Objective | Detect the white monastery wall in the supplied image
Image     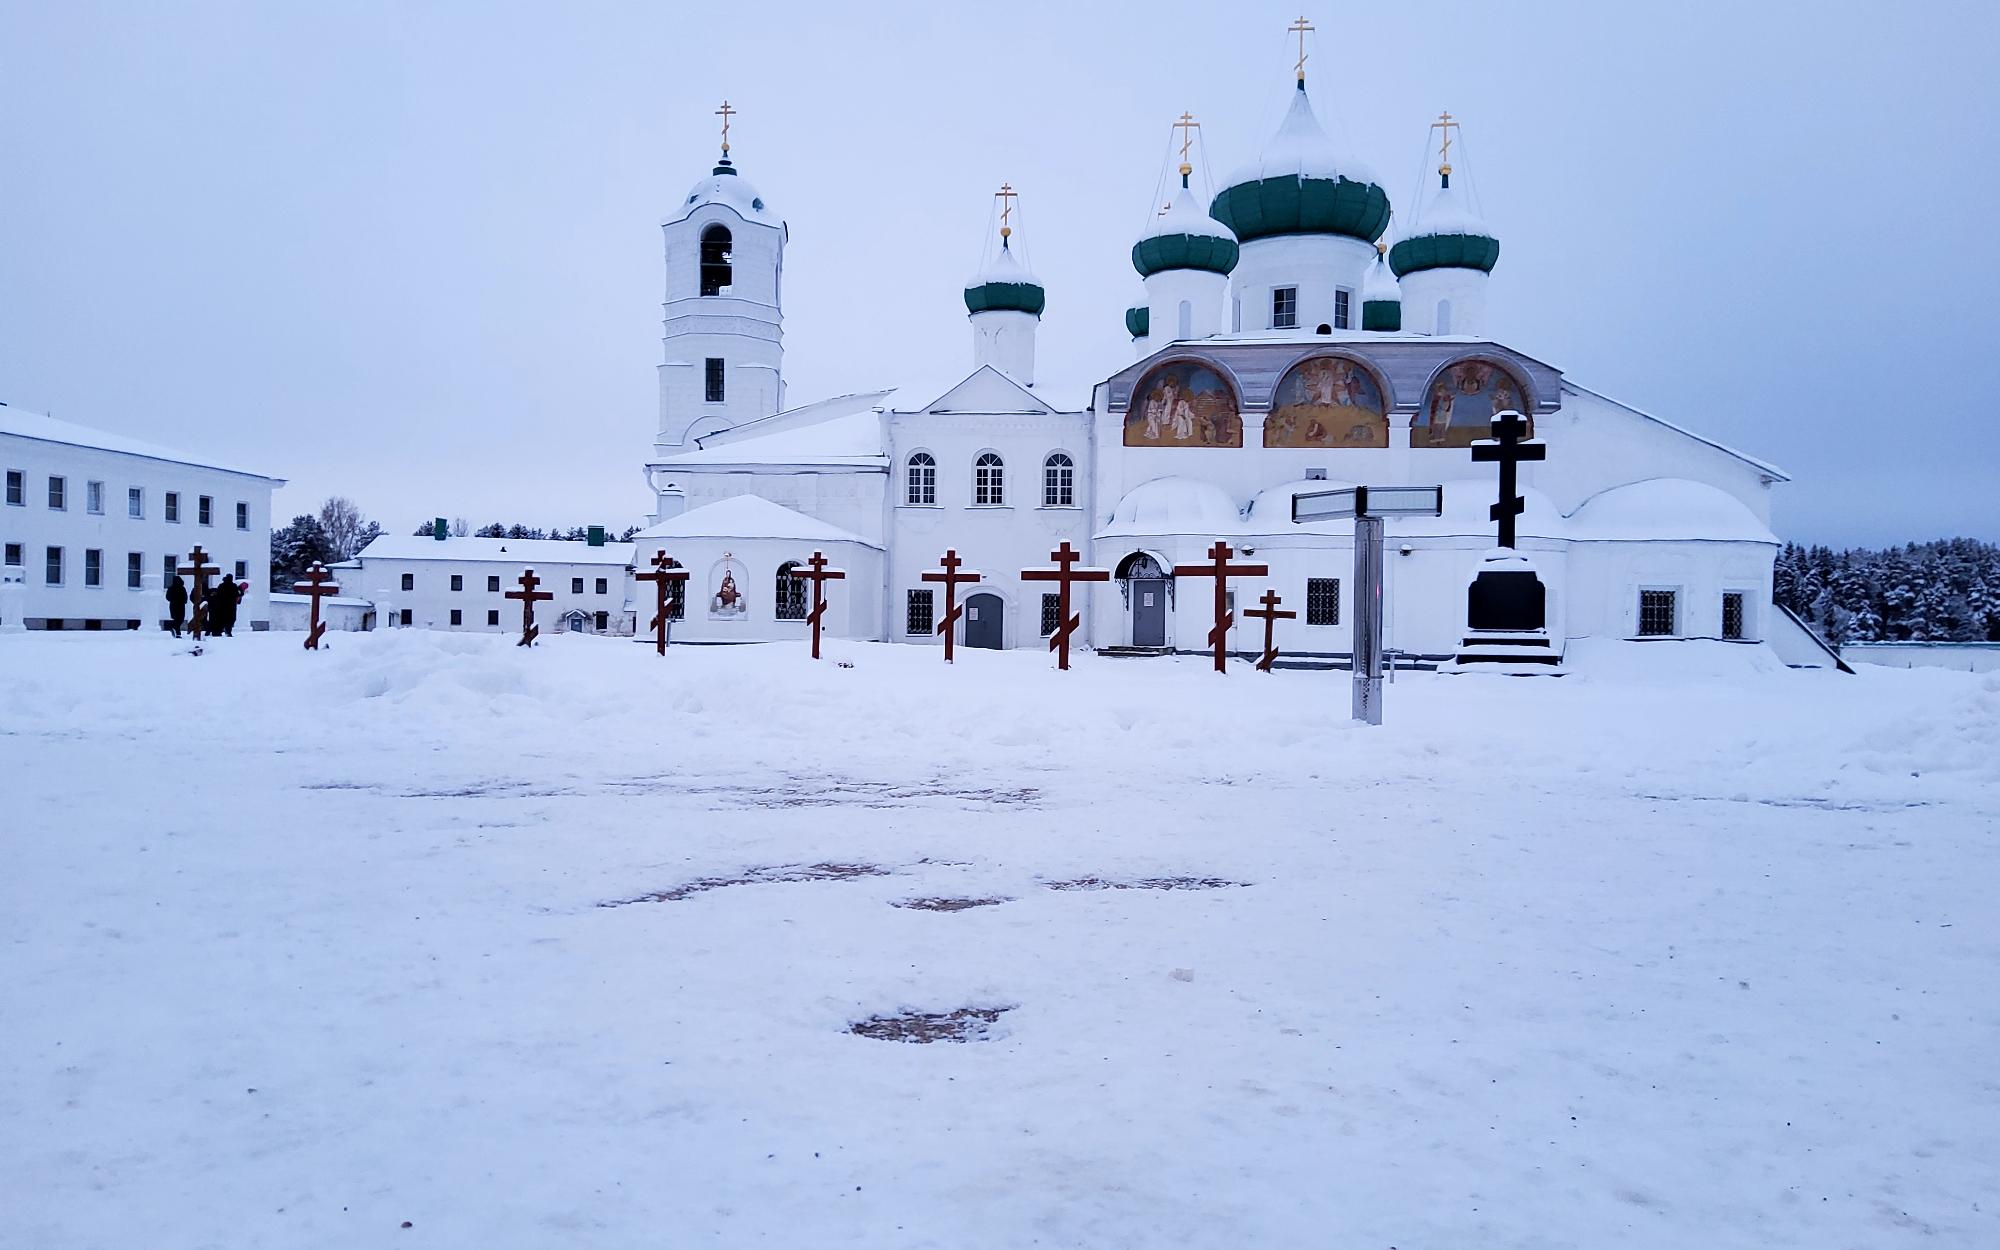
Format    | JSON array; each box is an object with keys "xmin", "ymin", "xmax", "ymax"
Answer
[
  {"xmin": 675, "ymin": 469, "xmax": 886, "ymax": 546},
  {"xmin": 649, "ymin": 534, "xmax": 882, "ymax": 646},
  {"xmin": 351, "ymin": 546, "xmax": 634, "ymax": 635},
  {"xmin": 1229, "ymin": 234, "xmax": 1375, "ymax": 333}
]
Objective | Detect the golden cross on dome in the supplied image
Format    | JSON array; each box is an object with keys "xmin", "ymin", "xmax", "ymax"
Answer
[
  {"xmin": 1431, "ymin": 109, "xmax": 1459, "ymax": 176},
  {"xmin": 1289, "ymin": 15, "xmax": 1315, "ymax": 82},
  {"xmin": 1173, "ymin": 111, "xmax": 1200, "ymax": 182},
  {"xmin": 716, "ymin": 100, "xmax": 736, "ymax": 154},
  {"xmin": 996, "ymin": 182, "xmax": 1018, "ymax": 240}
]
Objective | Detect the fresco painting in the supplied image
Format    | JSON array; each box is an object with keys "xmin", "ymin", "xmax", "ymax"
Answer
[
  {"xmin": 1412, "ymin": 360, "xmax": 1532, "ymax": 448},
  {"xmin": 1124, "ymin": 361, "xmax": 1243, "ymax": 448},
  {"xmin": 1264, "ymin": 356, "xmax": 1388, "ymax": 448}
]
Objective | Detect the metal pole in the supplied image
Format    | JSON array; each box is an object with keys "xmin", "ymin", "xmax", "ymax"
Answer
[{"xmin": 1352, "ymin": 515, "xmax": 1384, "ymax": 724}]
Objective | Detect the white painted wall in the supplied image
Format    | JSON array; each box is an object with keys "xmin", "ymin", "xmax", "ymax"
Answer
[
  {"xmin": 269, "ymin": 594, "xmax": 372, "ymax": 632},
  {"xmin": 1230, "ymin": 234, "xmax": 1373, "ymax": 333},
  {"xmin": 1397, "ymin": 267, "xmax": 1488, "ymax": 337},
  {"xmin": 658, "ymin": 202, "xmax": 785, "ymax": 450},
  {"xmin": 968, "ymin": 310, "xmax": 1037, "ymax": 385},
  {"xmin": 1143, "ymin": 267, "xmax": 1228, "ymax": 346},
  {"xmin": 636, "ymin": 534, "xmax": 883, "ymax": 645},
  {"xmin": 349, "ymin": 546, "xmax": 635, "ymax": 635}
]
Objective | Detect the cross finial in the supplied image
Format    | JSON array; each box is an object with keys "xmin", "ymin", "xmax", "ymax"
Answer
[
  {"xmin": 1173, "ymin": 111, "xmax": 1200, "ymax": 186},
  {"xmin": 996, "ymin": 182, "xmax": 1017, "ymax": 242},
  {"xmin": 1431, "ymin": 109, "xmax": 1459, "ymax": 184},
  {"xmin": 716, "ymin": 100, "xmax": 736, "ymax": 155},
  {"xmin": 1289, "ymin": 15, "xmax": 1314, "ymax": 84}
]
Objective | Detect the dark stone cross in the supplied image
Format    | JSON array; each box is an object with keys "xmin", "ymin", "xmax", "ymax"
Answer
[
  {"xmin": 787, "ymin": 551, "xmax": 846, "ymax": 660},
  {"xmin": 292, "ymin": 561, "xmax": 341, "ymax": 650},
  {"xmin": 178, "ymin": 545, "xmax": 218, "ymax": 641},
  {"xmin": 1469, "ymin": 410, "xmax": 1546, "ymax": 550},
  {"xmin": 633, "ymin": 549, "xmax": 689, "ymax": 656},
  {"xmin": 1174, "ymin": 540, "xmax": 1269, "ymax": 674},
  {"xmin": 505, "ymin": 567, "xmax": 554, "ymax": 647},
  {"xmin": 1242, "ymin": 588, "xmax": 1296, "ymax": 673},
  {"xmin": 921, "ymin": 548, "xmax": 982, "ymax": 664},
  {"xmin": 1020, "ymin": 541, "xmax": 1109, "ymax": 671}
]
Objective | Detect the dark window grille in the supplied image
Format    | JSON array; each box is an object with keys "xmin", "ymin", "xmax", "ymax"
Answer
[
  {"xmin": 1042, "ymin": 453, "xmax": 1074, "ymax": 507},
  {"xmin": 1334, "ymin": 289, "xmax": 1351, "ymax": 329},
  {"xmin": 1307, "ymin": 578, "xmax": 1340, "ymax": 625},
  {"xmin": 235, "ymin": 501, "xmax": 249, "ymax": 530},
  {"xmin": 1722, "ymin": 592, "xmax": 1746, "ymax": 640},
  {"xmin": 46, "ymin": 546, "xmax": 62, "ymax": 585},
  {"xmin": 165, "ymin": 492, "xmax": 180, "ymax": 522},
  {"xmin": 974, "ymin": 453, "xmax": 1004, "ymax": 506},
  {"xmin": 704, "ymin": 358, "xmax": 725, "ymax": 403},
  {"xmin": 5, "ymin": 470, "xmax": 21, "ymax": 505},
  {"xmin": 1639, "ymin": 589, "xmax": 1678, "ymax": 636},
  {"xmin": 84, "ymin": 548, "xmax": 102, "ymax": 587},
  {"xmin": 128, "ymin": 552, "xmax": 143, "ymax": 588},
  {"xmin": 906, "ymin": 452, "xmax": 936, "ymax": 505},
  {"xmin": 1271, "ymin": 286, "xmax": 1298, "ymax": 329},
  {"xmin": 699, "ymin": 225, "xmax": 732, "ymax": 296},
  {"xmin": 48, "ymin": 476, "xmax": 65, "ymax": 509},
  {"xmin": 906, "ymin": 589, "xmax": 933, "ymax": 635},
  {"xmin": 1040, "ymin": 593, "xmax": 1062, "ymax": 637},
  {"xmin": 775, "ymin": 563, "xmax": 807, "ymax": 620},
  {"xmin": 198, "ymin": 495, "xmax": 212, "ymax": 525}
]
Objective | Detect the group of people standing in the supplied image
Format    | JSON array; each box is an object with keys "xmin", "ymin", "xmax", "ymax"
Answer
[{"xmin": 164, "ymin": 573, "xmax": 244, "ymax": 639}]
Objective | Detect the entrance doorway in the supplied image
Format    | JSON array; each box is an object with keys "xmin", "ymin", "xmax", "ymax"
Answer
[
  {"xmin": 964, "ymin": 592, "xmax": 1004, "ymax": 649},
  {"xmin": 1118, "ymin": 553, "xmax": 1169, "ymax": 647}
]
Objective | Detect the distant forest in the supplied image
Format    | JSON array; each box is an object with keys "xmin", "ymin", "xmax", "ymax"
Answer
[
  {"xmin": 1775, "ymin": 539, "xmax": 2000, "ymax": 643},
  {"xmin": 409, "ymin": 521, "xmax": 642, "ymax": 542}
]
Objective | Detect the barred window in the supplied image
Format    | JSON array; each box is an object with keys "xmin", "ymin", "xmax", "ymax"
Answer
[
  {"xmin": 1722, "ymin": 592, "xmax": 1746, "ymax": 640},
  {"xmin": 1040, "ymin": 593, "xmax": 1062, "ymax": 637},
  {"xmin": 905, "ymin": 452, "xmax": 936, "ymax": 505},
  {"xmin": 1042, "ymin": 453, "xmax": 1074, "ymax": 507},
  {"xmin": 974, "ymin": 452, "xmax": 1004, "ymax": 506},
  {"xmin": 1638, "ymin": 589, "xmax": 1678, "ymax": 637},
  {"xmin": 775, "ymin": 562, "xmax": 807, "ymax": 620},
  {"xmin": 1306, "ymin": 577, "xmax": 1340, "ymax": 625},
  {"xmin": 660, "ymin": 559, "xmax": 687, "ymax": 619},
  {"xmin": 906, "ymin": 588, "xmax": 934, "ymax": 636}
]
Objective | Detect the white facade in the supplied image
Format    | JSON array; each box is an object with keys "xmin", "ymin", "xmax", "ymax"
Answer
[
  {"xmin": 346, "ymin": 534, "xmax": 636, "ymax": 635},
  {"xmin": 0, "ymin": 404, "xmax": 283, "ymax": 631}
]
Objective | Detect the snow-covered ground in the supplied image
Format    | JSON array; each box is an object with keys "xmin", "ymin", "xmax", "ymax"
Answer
[{"xmin": 2, "ymin": 631, "xmax": 1995, "ymax": 1249}]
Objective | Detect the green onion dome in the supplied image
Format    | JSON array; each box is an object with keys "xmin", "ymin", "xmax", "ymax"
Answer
[
  {"xmin": 1132, "ymin": 186, "xmax": 1239, "ymax": 277},
  {"xmin": 1208, "ymin": 85, "xmax": 1392, "ymax": 246},
  {"xmin": 1125, "ymin": 304, "xmax": 1150, "ymax": 339},
  {"xmin": 963, "ymin": 240, "xmax": 1046, "ymax": 316},
  {"xmin": 1388, "ymin": 183, "xmax": 1499, "ymax": 277},
  {"xmin": 1362, "ymin": 243, "xmax": 1402, "ymax": 331}
]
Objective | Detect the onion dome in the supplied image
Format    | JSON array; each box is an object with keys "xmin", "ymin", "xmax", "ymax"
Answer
[
  {"xmin": 668, "ymin": 154, "xmax": 776, "ymax": 225},
  {"xmin": 1209, "ymin": 85, "xmax": 1391, "ymax": 245},
  {"xmin": 1125, "ymin": 304, "xmax": 1150, "ymax": 339},
  {"xmin": 1133, "ymin": 186, "xmax": 1239, "ymax": 277},
  {"xmin": 1362, "ymin": 241, "xmax": 1402, "ymax": 331},
  {"xmin": 963, "ymin": 239, "xmax": 1046, "ymax": 315},
  {"xmin": 1388, "ymin": 180, "xmax": 1498, "ymax": 277}
]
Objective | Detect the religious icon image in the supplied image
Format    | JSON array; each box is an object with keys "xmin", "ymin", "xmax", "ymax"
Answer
[
  {"xmin": 1124, "ymin": 360, "xmax": 1242, "ymax": 448},
  {"xmin": 1264, "ymin": 355, "xmax": 1388, "ymax": 448},
  {"xmin": 709, "ymin": 559, "xmax": 748, "ymax": 620},
  {"xmin": 1413, "ymin": 360, "xmax": 1533, "ymax": 448}
]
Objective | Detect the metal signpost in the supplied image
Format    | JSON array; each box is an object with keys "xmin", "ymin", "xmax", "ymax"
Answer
[{"xmin": 1291, "ymin": 485, "xmax": 1444, "ymax": 725}]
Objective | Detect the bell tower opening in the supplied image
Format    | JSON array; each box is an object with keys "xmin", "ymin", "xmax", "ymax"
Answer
[{"xmin": 700, "ymin": 225, "xmax": 733, "ymax": 296}]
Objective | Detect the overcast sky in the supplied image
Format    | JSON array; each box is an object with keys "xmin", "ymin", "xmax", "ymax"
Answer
[{"xmin": 3, "ymin": 0, "xmax": 1995, "ymax": 547}]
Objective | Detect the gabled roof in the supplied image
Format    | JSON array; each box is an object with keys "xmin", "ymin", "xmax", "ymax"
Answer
[
  {"xmin": 355, "ymin": 535, "xmax": 635, "ymax": 566},
  {"xmin": 631, "ymin": 494, "xmax": 879, "ymax": 548},
  {"xmin": 900, "ymin": 364, "xmax": 1062, "ymax": 415},
  {"xmin": 0, "ymin": 402, "xmax": 284, "ymax": 482},
  {"xmin": 1560, "ymin": 380, "xmax": 1789, "ymax": 480}
]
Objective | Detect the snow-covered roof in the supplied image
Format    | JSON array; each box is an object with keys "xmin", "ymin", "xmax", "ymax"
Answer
[
  {"xmin": 630, "ymin": 494, "xmax": 879, "ymax": 548},
  {"xmin": 665, "ymin": 158, "xmax": 779, "ymax": 228},
  {"xmin": 658, "ymin": 404, "xmax": 887, "ymax": 468},
  {"xmin": 1362, "ymin": 252, "xmax": 1401, "ymax": 302},
  {"xmin": 0, "ymin": 402, "xmax": 284, "ymax": 482},
  {"xmin": 355, "ymin": 535, "xmax": 636, "ymax": 566},
  {"xmin": 1097, "ymin": 477, "xmax": 1244, "ymax": 539},
  {"xmin": 270, "ymin": 592, "xmax": 372, "ymax": 607},
  {"xmin": 1141, "ymin": 186, "xmax": 1236, "ymax": 244},
  {"xmin": 1400, "ymin": 183, "xmax": 1492, "ymax": 243},
  {"xmin": 965, "ymin": 240, "xmax": 1042, "ymax": 291},
  {"xmin": 1559, "ymin": 380, "xmax": 1790, "ymax": 481},
  {"xmin": 1566, "ymin": 478, "xmax": 1778, "ymax": 544},
  {"xmin": 1223, "ymin": 86, "xmax": 1381, "ymax": 191}
]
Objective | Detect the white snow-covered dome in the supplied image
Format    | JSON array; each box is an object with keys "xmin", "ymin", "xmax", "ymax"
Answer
[
  {"xmin": 1098, "ymin": 476, "xmax": 1243, "ymax": 538},
  {"xmin": 1362, "ymin": 247, "xmax": 1401, "ymax": 302},
  {"xmin": 1244, "ymin": 479, "xmax": 1362, "ymax": 532},
  {"xmin": 1132, "ymin": 186, "xmax": 1240, "ymax": 278},
  {"xmin": 667, "ymin": 157, "xmax": 778, "ymax": 226},
  {"xmin": 963, "ymin": 240, "xmax": 1046, "ymax": 316},
  {"xmin": 1567, "ymin": 479, "xmax": 1777, "ymax": 544},
  {"xmin": 1209, "ymin": 86, "xmax": 1391, "ymax": 246},
  {"xmin": 965, "ymin": 239, "xmax": 1041, "ymax": 290},
  {"xmin": 1224, "ymin": 86, "xmax": 1381, "ymax": 191}
]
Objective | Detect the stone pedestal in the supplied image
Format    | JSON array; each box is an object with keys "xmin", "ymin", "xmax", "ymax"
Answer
[{"xmin": 1445, "ymin": 549, "xmax": 1563, "ymax": 673}]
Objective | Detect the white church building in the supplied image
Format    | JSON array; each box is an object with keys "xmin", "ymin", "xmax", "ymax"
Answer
[{"xmin": 611, "ymin": 66, "xmax": 1831, "ymax": 670}]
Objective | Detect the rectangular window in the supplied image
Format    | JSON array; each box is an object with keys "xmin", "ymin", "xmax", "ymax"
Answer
[
  {"xmin": 1040, "ymin": 593, "xmax": 1062, "ymax": 637},
  {"xmin": 399, "ymin": 609, "xmax": 412, "ymax": 627},
  {"xmin": 595, "ymin": 577, "xmax": 608, "ymax": 595},
  {"xmin": 570, "ymin": 576, "xmax": 584, "ymax": 594},
  {"xmin": 1271, "ymin": 286, "xmax": 1298, "ymax": 330},
  {"xmin": 127, "ymin": 552, "xmax": 144, "ymax": 589},
  {"xmin": 128, "ymin": 487, "xmax": 144, "ymax": 518},
  {"xmin": 776, "ymin": 570, "xmax": 807, "ymax": 620},
  {"xmin": 594, "ymin": 610, "xmax": 608, "ymax": 631},
  {"xmin": 1722, "ymin": 592, "xmax": 1746, "ymax": 640},
  {"xmin": 486, "ymin": 609, "xmax": 500, "ymax": 626},
  {"xmin": 1307, "ymin": 578, "xmax": 1340, "ymax": 626},
  {"xmin": 450, "ymin": 609, "xmax": 463, "ymax": 626},
  {"xmin": 400, "ymin": 572, "xmax": 414, "ymax": 592},
  {"xmin": 84, "ymin": 549, "xmax": 102, "ymax": 587},
  {"xmin": 235, "ymin": 501, "xmax": 249, "ymax": 530},
  {"xmin": 198, "ymin": 495, "xmax": 212, "ymax": 526},
  {"xmin": 705, "ymin": 358, "xmax": 726, "ymax": 403},
  {"xmin": 905, "ymin": 589, "xmax": 934, "ymax": 636},
  {"xmin": 165, "ymin": 492, "xmax": 180, "ymax": 523},
  {"xmin": 1334, "ymin": 289, "xmax": 1351, "ymax": 330},
  {"xmin": 487, "ymin": 575, "xmax": 501, "ymax": 592},
  {"xmin": 48, "ymin": 476, "xmax": 66, "ymax": 510},
  {"xmin": 4, "ymin": 542, "xmax": 20, "ymax": 566},
  {"xmin": 234, "ymin": 560, "xmax": 247, "ymax": 582},
  {"xmin": 45, "ymin": 546, "xmax": 62, "ymax": 585},
  {"xmin": 450, "ymin": 574, "xmax": 463, "ymax": 592},
  {"xmin": 1638, "ymin": 589, "xmax": 1679, "ymax": 637},
  {"xmin": 87, "ymin": 481, "xmax": 104, "ymax": 514},
  {"xmin": 162, "ymin": 554, "xmax": 176, "ymax": 585},
  {"xmin": 5, "ymin": 469, "xmax": 21, "ymax": 506}
]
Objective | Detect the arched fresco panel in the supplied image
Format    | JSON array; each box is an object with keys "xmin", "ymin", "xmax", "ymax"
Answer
[
  {"xmin": 1124, "ymin": 361, "xmax": 1242, "ymax": 448},
  {"xmin": 1411, "ymin": 360, "xmax": 1533, "ymax": 448},
  {"xmin": 1265, "ymin": 356, "xmax": 1388, "ymax": 448}
]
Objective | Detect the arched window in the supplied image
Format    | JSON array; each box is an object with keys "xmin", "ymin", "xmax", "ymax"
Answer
[
  {"xmin": 1177, "ymin": 300, "xmax": 1192, "ymax": 340},
  {"xmin": 700, "ymin": 225, "xmax": 733, "ymax": 297},
  {"xmin": 973, "ymin": 452, "xmax": 1005, "ymax": 506},
  {"xmin": 1436, "ymin": 298, "xmax": 1452, "ymax": 335},
  {"xmin": 1042, "ymin": 453, "xmax": 1075, "ymax": 507},
  {"xmin": 774, "ymin": 561, "xmax": 807, "ymax": 620},
  {"xmin": 906, "ymin": 452, "xmax": 936, "ymax": 505}
]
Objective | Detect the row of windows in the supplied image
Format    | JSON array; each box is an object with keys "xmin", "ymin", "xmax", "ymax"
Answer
[
  {"xmin": 3, "ymin": 472, "xmax": 248, "ymax": 529},
  {"xmin": 394, "ymin": 572, "xmax": 613, "ymax": 595},
  {"xmin": 1638, "ymin": 589, "xmax": 1751, "ymax": 640},
  {"xmin": 399, "ymin": 608, "xmax": 615, "ymax": 631},
  {"xmin": 1268, "ymin": 285, "xmax": 1353, "ymax": 332},
  {"xmin": 899, "ymin": 578, "xmax": 1345, "ymax": 636},
  {"xmin": 3, "ymin": 545, "xmax": 246, "ymax": 588},
  {"xmin": 905, "ymin": 452, "xmax": 1075, "ymax": 508}
]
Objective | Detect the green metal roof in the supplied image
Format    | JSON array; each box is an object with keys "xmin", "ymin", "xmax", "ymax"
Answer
[
  {"xmin": 1131, "ymin": 232, "xmax": 1239, "ymax": 278},
  {"xmin": 1362, "ymin": 299, "xmax": 1402, "ymax": 332},
  {"xmin": 1389, "ymin": 232, "xmax": 1500, "ymax": 277},
  {"xmin": 1209, "ymin": 174, "xmax": 1391, "ymax": 245},
  {"xmin": 1125, "ymin": 304, "xmax": 1150, "ymax": 339},
  {"xmin": 964, "ymin": 281, "xmax": 1046, "ymax": 316}
]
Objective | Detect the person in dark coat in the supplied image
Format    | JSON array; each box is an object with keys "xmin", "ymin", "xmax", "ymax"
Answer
[
  {"xmin": 213, "ymin": 574, "xmax": 239, "ymax": 637},
  {"xmin": 165, "ymin": 574, "xmax": 188, "ymax": 638}
]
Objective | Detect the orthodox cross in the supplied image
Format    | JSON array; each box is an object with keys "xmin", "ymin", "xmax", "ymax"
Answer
[
  {"xmin": 1174, "ymin": 540, "xmax": 1270, "ymax": 674},
  {"xmin": 178, "ymin": 545, "xmax": 218, "ymax": 641},
  {"xmin": 1173, "ymin": 111, "xmax": 1199, "ymax": 184},
  {"xmin": 787, "ymin": 551, "xmax": 846, "ymax": 660},
  {"xmin": 634, "ymin": 549, "xmax": 689, "ymax": 657},
  {"xmin": 292, "ymin": 560, "xmax": 341, "ymax": 651},
  {"xmin": 1242, "ymin": 589, "xmax": 1296, "ymax": 674},
  {"xmin": 1020, "ymin": 541, "xmax": 1109, "ymax": 671},
  {"xmin": 715, "ymin": 100, "xmax": 735, "ymax": 155},
  {"xmin": 505, "ymin": 567, "xmax": 554, "ymax": 647},
  {"xmin": 995, "ymin": 182, "xmax": 1017, "ymax": 241},
  {"xmin": 921, "ymin": 548, "xmax": 983, "ymax": 664},
  {"xmin": 1469, "ymin": 410, "xmax": 1547, "ymax": 550},
  {"xmin": 1431, "ymin": 109, "xmax": 1459, "ymax": 183},
  {"xmin": 1289, "ymin": 15, "xmax": 1314, "ymax": 82}
]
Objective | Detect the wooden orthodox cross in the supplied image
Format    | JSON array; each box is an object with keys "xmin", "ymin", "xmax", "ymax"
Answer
[
  {"xmin": 633, "ymin": 549, "xmax": 689, "ymax": 657},
  {"xmin": 1242, "ymin": 588, "xmax": 1296, "ymax": 673},
  {"xmin": 787, "ymin": 551, "xmax": 846, "ymax": 660},
  {"xmin": 1174, "ymin": 540, "xmax": 1270, "ymax": 674},
  {"xmin": 292, "ymin": 561, "xmax": 341, "ymax": 651},
  {"xmin": 1020, "ymin": 541, "xmax": 1109, "ymax": 671},
  {"xmin": 1470, "ymin": 410, "xmax": 1547, "ymax": 550},
  {"xmin": 178, "ymin": 545, "xmax": 218, "ymax": 642},
  {"xmin": 505, "ymin": 568, "xmax": 554, "ymax": 647},
  {"xmin": 921, "ymin": 548, "xmax": 982, "ymax": 664}
]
